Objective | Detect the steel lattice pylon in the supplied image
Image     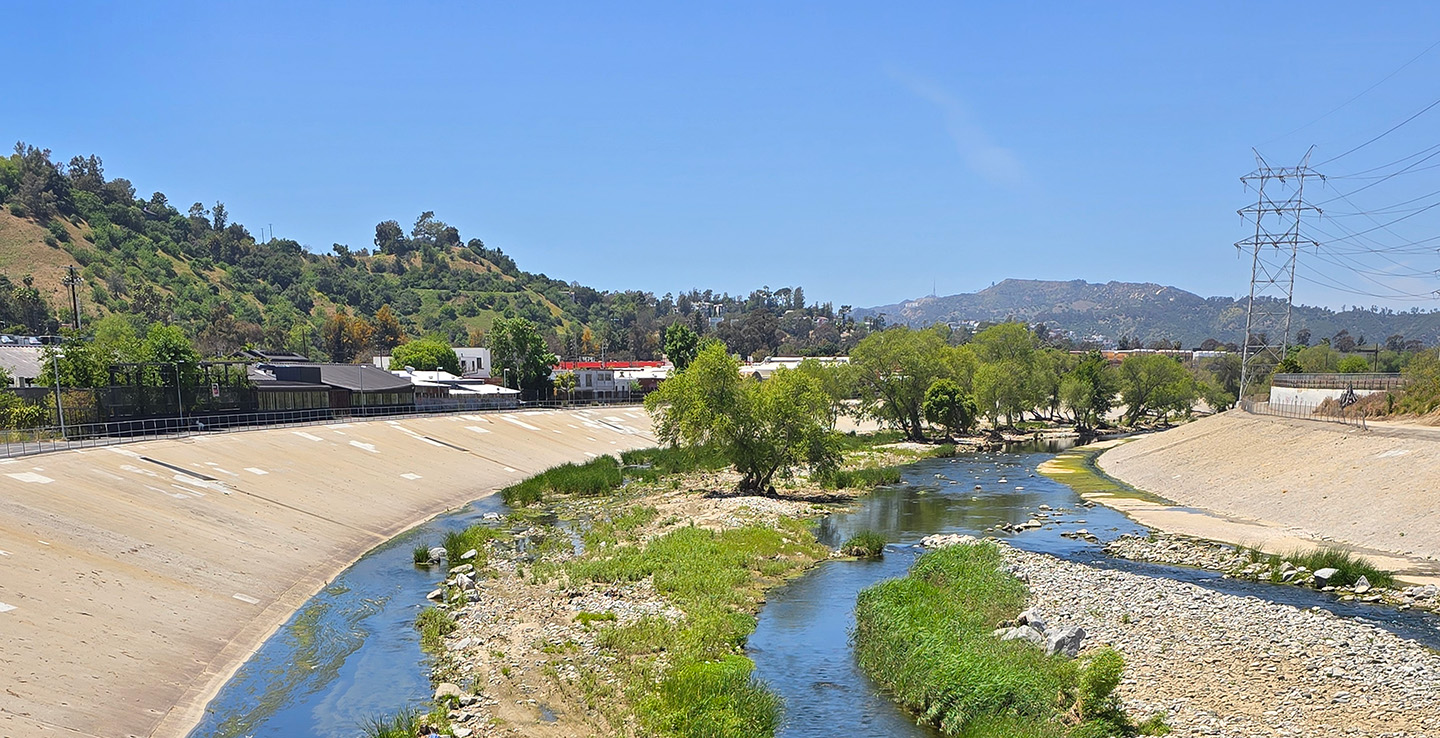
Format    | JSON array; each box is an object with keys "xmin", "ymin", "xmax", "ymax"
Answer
[{"xmin": 1236, "ymin": 149, "xmax": 1323, "ymax": 400}]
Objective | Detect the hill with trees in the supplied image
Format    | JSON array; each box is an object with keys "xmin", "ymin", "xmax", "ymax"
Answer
[
  {"xmin": 858, "ymin": 278, "xmax": 1440, "ymax": 350},
  {"xmin": 0, "ymin": 142, "xmax": 862, "ymax": 362}
]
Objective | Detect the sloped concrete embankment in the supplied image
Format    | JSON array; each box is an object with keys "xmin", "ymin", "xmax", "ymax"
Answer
[
  {"xmin": 1097, "ymin": 410, "xmax": 1440, "ymax": 575},
  {"xmin": 0, "ymin": 408, "xmax": 654, "ymax": 738}
]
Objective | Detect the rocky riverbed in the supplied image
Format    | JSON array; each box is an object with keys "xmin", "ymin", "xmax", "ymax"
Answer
[
  {"xmin": 1106, "ymin": 532, "xmax": 1440, "ymax": 612},
  {"xmin": 998, "ymin": 542, "xmax": 1440, "ymax": 738}
]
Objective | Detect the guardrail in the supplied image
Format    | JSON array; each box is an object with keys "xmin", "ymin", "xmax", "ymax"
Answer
[
  {"xmin": 0, "ymin": 397, "xmax": 648, "ymax": 459},
  {"xmin": 1238, "ymin": 398, "xmax": 1368, "ymax": 429}
]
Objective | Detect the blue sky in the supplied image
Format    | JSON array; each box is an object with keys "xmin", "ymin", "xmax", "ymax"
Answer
[{"xmin": 6, "ymin": 2, "xmax": 1440, "ymax": 310}]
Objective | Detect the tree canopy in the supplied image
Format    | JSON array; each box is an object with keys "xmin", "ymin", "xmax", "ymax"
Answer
[
  {"xmin": 390, "ymin": 338, "xmax": 461, "ymax": 374},
  {"xmin": 489, "ymin": 317, "xmax": 558, "ymax": 391},
  {"xmin": 645, "ymin": 341, "xmax": 838, "ymax": 494}
]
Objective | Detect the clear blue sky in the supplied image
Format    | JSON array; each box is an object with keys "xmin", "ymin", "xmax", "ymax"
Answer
[{"xmin": 6, "ymin": 2, "xmax": 1440, "ymax": 310}]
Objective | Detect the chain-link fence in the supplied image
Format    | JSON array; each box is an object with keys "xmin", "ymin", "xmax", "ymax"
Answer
[
  {"xmin": 0, "ymin": 397, "xmax": 648, "ymax": 459},
  {"xmin": 1238, "ymin": 398, "xmax": 1368, "ymax": 429}
]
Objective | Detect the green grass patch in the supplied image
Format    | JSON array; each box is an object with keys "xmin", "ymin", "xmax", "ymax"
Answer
[
  {"xmin": 1240, "ymin": 546, "xmax": 1395, "ymax": 588},
  {"xmin": 931, "ymin": 443, "xmax": 959, "ymax": 458},
  {"xmin": 501, "ymin": 456, "xmax": 625, "ymax": 506},
  {"xmin": 442, "ymin": 524, "xmax": 501, "ymax": 565},
  {"xmin": 415, "ymin": 607, "xmax": 456, "ymax": 655},
  {"xmin": 412, "ymin": 542, "xmax": 433, "ymax": 566},
  {"xmin": 622, "ymin": 444, "xmax": 731, "ymax": 481},
  {"xmin": 818, "ymin": 466, "xmax": 903, "ymax": 489},
  {"xmin": 854, "ymin": 543, "xmax": 1161, "ymax": 737},
  {"xmin": 834, "ymin": 429, "xmax": 907, "ymax": 451},
  {"xmin": 565, "ymin": 513, "xmax": 827, "ymax": 737},
  {"xmin": 358, "ymin": 707, "xmax": 427, "ymax": 738},
  {"xmin": 576, "ymin": 610, "xmax": 618, "ymax": 626},
  {"xmin": 841, "ymin": 530, "xmax": 887, "ymax": 558}
]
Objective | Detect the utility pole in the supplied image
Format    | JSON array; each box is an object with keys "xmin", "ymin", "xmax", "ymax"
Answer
[
  {"xmin": 1236, "ymin": 148, "xmax": 1323, "ymax": 401},
  {"xmin": 61, "ymin": 265, "xmax": 83, "ymax": 331}
]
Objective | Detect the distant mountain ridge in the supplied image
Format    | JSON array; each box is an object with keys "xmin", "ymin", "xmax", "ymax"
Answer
[{"xmin": 857, "ymin": 279, "xmax": 1440, "ymax": 347}]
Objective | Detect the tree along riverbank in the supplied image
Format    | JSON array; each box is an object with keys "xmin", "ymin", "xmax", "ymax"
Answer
[{"xmin": 373, "ymin": 436, "xmax": 946, "ymax": 738}]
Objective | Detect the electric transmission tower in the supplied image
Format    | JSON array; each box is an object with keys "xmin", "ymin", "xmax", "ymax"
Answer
[{"xmin": 1235, "ymin": 149, "xmax": 1323, "ymax": 401}]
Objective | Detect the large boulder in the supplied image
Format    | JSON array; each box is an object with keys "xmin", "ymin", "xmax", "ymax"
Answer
[
  {"xmin": 1017, "ymin": 608, "xmax": 1047, "ymax": 632},
  {"xmin": 1353, "ymin": 575, "xmax": 1372, "ymax": 594},
  {"xmin": 1045, "ymin": 626, "xmax": 1086, "ymax": 658},
  {"xmin": 1000, "ymin": 626, "xmax": 1046, "ymax": 647},
  {"xmin": 428, "ymin": 546, "xmax": 447, "ymax": 563},
  {"xmin": 434, "ymin": 682, "xmax": 464, "ymax": 701},
  {"xmin": 1312, "ymin": 567, "xmax": 1341, "ymax": 588}
]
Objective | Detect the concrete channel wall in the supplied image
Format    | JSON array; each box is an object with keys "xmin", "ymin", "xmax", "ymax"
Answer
[{"xmin": 0, "ymin": 407, "xmax": 655, "ymax": 738}]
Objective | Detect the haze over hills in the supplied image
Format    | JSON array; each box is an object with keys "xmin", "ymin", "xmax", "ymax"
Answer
[{"xmin": 857, "ymin": 279, "xmax": 1440, "ymax": 348}]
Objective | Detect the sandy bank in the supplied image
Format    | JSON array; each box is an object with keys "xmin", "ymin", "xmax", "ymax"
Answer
[
  {"xmin": 1097, "ymin": 410, "xmax": 1440, "ymax": 581},
  {"xmin": 0, "ymin": 408, "xmax": 654, "ymax": 738}
]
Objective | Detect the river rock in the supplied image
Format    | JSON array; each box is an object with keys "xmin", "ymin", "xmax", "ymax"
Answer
[
  {"xmin": 450, "ymin": 563, "xmax": 474, "ymax": 575},
  {"xmin": 434, "ymin": 682, "xmax": 464, "ymax": 701},
  {"xmin": 1017, "ymin": 608, "xmax": 1046, "ymax": 631},
  {"xmin": 1313, "ymin": 567, "xmax": 1340, "ymax": 588},
  {"xmin": 1045, "ymin": 626, "xmax": 1086, "ymax": 658},
  {"xmin": 454, "ymin": 573, "xmax": 474, "ymax": 590},
  {"xmin": 461, "ymin": 548, "xmax": 478, "ymax": 560},
  {"xmin": 920, "ymin": 533, "xmax": 977, "ymax": 548},
  {"xmin": 426, "ymin": 588, "xmax": 443, "ymax": 601},
  {"xmin": 1000, "ymin": 625, "xmax": 1046, "ymax": 646},
  {"xmin": 452, "ymin": 728, "xmax": 473, "ymax": 738},
  {"xmin": 1354, "ymin": 575, "xmax": 1372, "ymax": 594},
  {"xmin": 428, "ymin": 546, "xmax": 447, "ymax": 563}
]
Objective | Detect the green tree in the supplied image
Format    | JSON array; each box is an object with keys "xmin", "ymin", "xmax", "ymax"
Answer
[
  {"xmin": 1118, "ymin": 354, "xmax": 1198, "ymax": 424},
  {"xmin": 645, "ymin": 341, "xmax": 838, "ymax": 495},
  {"xmin": 141, "ymin": 323, "xmax": 202, "ymax": 387},
  {"xmin": 664, "ymin": 322, "xmax": 700, "ymax": 371},
  {"xmin": 1059, "ymin": 351, "xmax": 1118, "ymax": 429},
  {"xmin": 1336, "ymin": 355, "xmax": 1370, "ymax": 373},
  {"xmin": 923, "ymin": 378, "xmax": 977, "ymax": 437},
  {"xmin": 554, "ymin": 370, "xmax": 578, "ymax": 404},
  {"xmin": 850, "ymin": 326, "xmax": 953, "ymax": 440},
  {"xmin": 390, "ymin": 338, "xmax": 461, "ymax": 374},
  {"xmin": 489, "ymin": 316, "xmax": 558, "ymax": 391}
]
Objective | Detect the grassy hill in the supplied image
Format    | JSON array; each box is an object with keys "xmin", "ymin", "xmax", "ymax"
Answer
[
  {"xmin": 858, "ymin": 278, "xmax": 1440, "ymax": 349},
  {"xmin": 0, "ymin": 142, "xmax": 847, "ymax": 362}
]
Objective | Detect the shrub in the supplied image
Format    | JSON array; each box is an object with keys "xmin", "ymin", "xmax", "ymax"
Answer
[
  {"xmin": 415, "ymin": 607, "xmax": 456, "ymax": 654},
  {"xmin": 841, "ymin": 531, "xmax": 887, "ymax": 558},
  {"xmin": 500, "ymin": 456, "xmax": 623, "ymax": 506},
  {"xmin": 576, "ymin": 610, "xmax": 617, "ymax": 626},
  {"xmin": 412, "ymin": 543, "xmax": 432, "ymax": 566},
  {"xmin": 931, "ymin": 443, "xmax": 958, "ymax": 458},
  {"xmin": 358, "ymin": 707, "xmax": 425, "ymax": 738},
  {"xmin": 7, "ymin": 201, "xmax": 25, "ymax": 217},
  {"xmin": 819, "ymin": 466, "xmax": 902, "ymax": 489},
  {"xmin": 442, "ymin": 525, "xmax": 498, "ymax": 564}
]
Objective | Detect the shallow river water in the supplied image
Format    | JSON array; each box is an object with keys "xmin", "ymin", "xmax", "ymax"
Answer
[{"xmin": 189, "ymin": 443, "xmax": 1440, "ymax": 738}]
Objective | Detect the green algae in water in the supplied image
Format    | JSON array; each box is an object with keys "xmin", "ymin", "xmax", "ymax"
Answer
[{"xmin": 1037, "ymin": 445, "xmax": 1172, "ymax": 504}]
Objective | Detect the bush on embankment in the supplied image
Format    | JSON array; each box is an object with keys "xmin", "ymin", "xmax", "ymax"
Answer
[
  {"xmin": 854, "ymin": 543, "xmax": 1161, "ymax": 737},
  {"xmin": 819, "ymin": 466, "xmax": 903, "ymax": 489},
  {"xmin": 1241, "ymin": 545, "xmax": 1395, "ymax": 589}
]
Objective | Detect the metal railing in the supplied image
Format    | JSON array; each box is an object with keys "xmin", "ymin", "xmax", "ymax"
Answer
[
  {"xmin": 1270, "ymin": 372, "xmax": 1406, "ymax": 391},
  {"xmin": 0, "ymin": 397, "xmax": 647, "ymax": 459},
  {"xmin": 1238, "ymin": 398, "xmax": 1368, "ymax": 429}
]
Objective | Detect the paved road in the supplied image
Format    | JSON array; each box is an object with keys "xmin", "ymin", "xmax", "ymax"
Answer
[{"xmin": 0, "ymin": 407, "xmax": 655, "ymax": 738}]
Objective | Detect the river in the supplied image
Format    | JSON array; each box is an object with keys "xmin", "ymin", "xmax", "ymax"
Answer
[{"xmin": 187, "ymin": 443, "xmax": 1440, "ymax": 738}]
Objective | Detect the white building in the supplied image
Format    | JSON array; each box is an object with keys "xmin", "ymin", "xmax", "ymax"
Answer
[
  {"xmin": 373, "ymin": 347, "xmax": 491, "ymax": 378},
  {"xmin": 390, "ymin": 368, "xmax": 518, "ymax": 409}
]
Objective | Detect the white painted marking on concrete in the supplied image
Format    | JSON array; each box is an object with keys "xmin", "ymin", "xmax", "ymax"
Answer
[
  {"xmin": 211, "ymin": 467, "xmax": 239, "ymax": 477},
  {"xmin": 333, "ymin": 430, "xmax": 347, "ymax": 435},
  {"xmin": 503, "ymin": 466, "xmax": 517, "ymax": 473},
  {"xmin": 568, "ymin": 424, "xmax": 579, "ymax": 429},
  {"xmin": 500, "ymin": 415, "xmax": 541, "ymax": 431},
  {"xmin": 349, "ymin": 440, "xmax": 378, "ymax": 453},
  {"xmin": 0, "ymin": 602, "xmax": 16, "ymax": 613},
  {"xmin": 37, "ymin": 540, "xmax": 49, "ymax": 545},
  {"xmin": 232, "ymin": 593, "xmax": 260, "ymax": 605},
  {"xmin": 584, "ymin": 452, "xmax": 598, "ymax": 457},
  {"xmin": 465, "ymin": 425, "xmax": 491, "ymax": 434},
  {"xmin": 107, "ymin": 447, "xmax": 142, "ymax": 458},
  {"xmin": 553, "ymin": 430, "xmax": 563, "ymax": 434},
  {"xmin": 89, "ymin": 469, "xmax": 124, "ymax": 481},
  {"xmin": 625, "ymin": 411, "xmax": 642, "ymax": 418},
  {"xmin": 331, "ymin": 423, "xmax": 353, "ymax": 428},
  {"xmin": 0, "ymin": 458, "xmax": 15, "ymax": 465},
  {"xmin": 7, "ymin": 472, "xmax": 53, "ymax": 484},
  {"xmin": 245, "ymin": 467, "xmax": 269, "ymax": 475},
  {"xmin": 522, "ymin": 411, "xmax": 546, "ymax": 416},
  {"xmin": 1376, "ymin": 449, "xmax": 1411, "ymax": 458},
  {"xmin": 401, "ymin": 473, "xmax": 422, "ymax": 480},
  {"xmin": 606, "ymin": 416, "xmax": 625, "ymax": 423},
  {"xmin": 147, "ymin": 485, "xmax": 189, "ymax": 499},
  {"xmin": 292, "ymin": 431, "xmax": 323, "ymax": 442},
  {"xmin": 0, "ymin": 549, "xmax": 11, "ymax": 556},
  {"xmin": 586, "ymin": 437, "xmax": 597, "ymax": 442},
  {"xmin": 461, "ymin": 414, "xmax": 483, "ymax": 421}
]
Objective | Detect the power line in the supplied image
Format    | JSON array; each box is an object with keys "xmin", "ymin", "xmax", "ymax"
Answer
[{"xmin": 1315, "ymin": 95, "xmax": 1440, "ymax": 167}]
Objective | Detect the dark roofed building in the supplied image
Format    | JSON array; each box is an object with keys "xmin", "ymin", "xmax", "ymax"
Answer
[{"xmin": 265, "ymin": 363, "xmax": 415, "ymax": 410}]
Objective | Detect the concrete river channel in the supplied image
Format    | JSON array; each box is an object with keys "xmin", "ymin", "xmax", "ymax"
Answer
[{"xmin": 188, "ymin": 442, "xmax": 1440, "ymax": 738}]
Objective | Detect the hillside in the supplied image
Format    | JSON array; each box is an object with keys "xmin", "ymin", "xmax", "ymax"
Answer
[
  {"xmin": 0, "ymin": 143, "xmax": 847, "ymax": 362},
  {"xmin": 858, "ymin": 278, "xmax": 1440, "ymax": 348}
]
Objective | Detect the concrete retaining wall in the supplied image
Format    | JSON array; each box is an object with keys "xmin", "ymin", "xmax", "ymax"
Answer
[{"xmin": 0, "ymin": 408, "xmax": 654, "ymax": 738}]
